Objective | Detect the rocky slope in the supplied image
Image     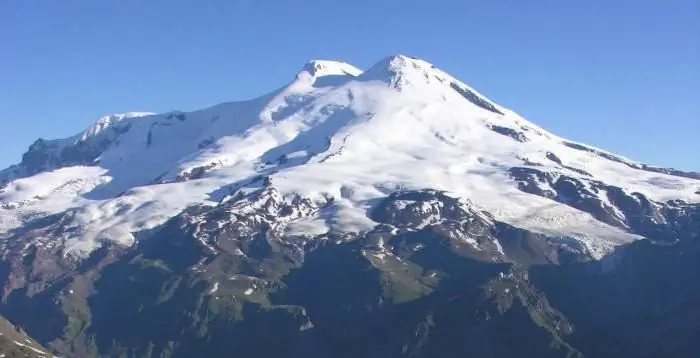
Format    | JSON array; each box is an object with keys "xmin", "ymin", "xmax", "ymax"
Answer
[
  {"xmin": 0, "ymin": 315, "xmax": 51, "ymax": 358},
  {"xmin": 0, "ymin": 55, "xmax": 698, "ymax": 357}
]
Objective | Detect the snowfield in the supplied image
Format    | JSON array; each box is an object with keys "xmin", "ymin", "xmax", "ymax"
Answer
[{"xmin": 1, "ymin": 55, "xmax": 698, "ymax": 258}]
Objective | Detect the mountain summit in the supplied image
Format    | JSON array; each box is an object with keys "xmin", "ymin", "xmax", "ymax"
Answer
[
  {"xmin": 2, "ymin": 54, "xmax": 697, "ymax": 257},
  {"xmin": 1, "ymin": 55, "xmax": 699, "ymax": 357}
]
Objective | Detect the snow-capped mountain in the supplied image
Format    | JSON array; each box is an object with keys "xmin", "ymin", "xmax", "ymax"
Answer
[
  {"xmin": 2, "ymin": 55, "xmax": 700, "ymax": 358},
  {"xmin": 1, "ymin": 55, "xmax": 697, "ymax": 258}
]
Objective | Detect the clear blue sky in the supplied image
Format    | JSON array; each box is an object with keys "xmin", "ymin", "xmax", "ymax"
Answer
[{"xmin": 2, "ymin": 0, "xmax": 698, "ymax": 170}]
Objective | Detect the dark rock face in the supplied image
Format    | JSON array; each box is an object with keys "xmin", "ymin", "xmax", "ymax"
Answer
[
  {"xmin": 1, "ymin": 123, "xmax": 132, "ymax": 183},
  {"xmin": 16, "ymin": 138, "xmax": 103, "ymax": 178},
  {"xmin": 450, "ymin": 82, "xmax": 504, "ymax": 115},
  {"xmin": 509, "ymin": 166, "xmax": 700, "ymax": 243},
  {"xmin": 508, "ymin": 167, "xmax": 558, "ymax": 198},
  {"xmin": 544, "ymin": 152, "xmax": 592, "ymax": 176},
  {"xmin": 370, "ymin": 190, "xmax": 489, "ymax": 227},
  {"xmin": 531, "ymin": 236, "xmax": 700, "ymax": 358},
  {"xmin": 487, "ymin": 125, "xmax": 529, "ymax": 142},
  {"xmin": 562, "ymin": 141, "xmax": 631, "ymax": 164},
  {"xmin": 563, "ymin": 141, "xmax": 700, "ymax": 181},
  {"xmin": 168, "ymin": 113, "xmax": 186, "ymax": 121},
  {"xmin": 1, "ymin": 187, "xmax": 699, "ymax": 358},
  {"xmin": 197, "ymin": 136, "xmax": 215, "ymax": 149},
  {"xmin": 546, "ymin": 152, "xmax": 563, "ymax": 165},
  {"xmin": 173, "ymin": 162, "xmax": 220, "ymax": 181},
  {"xmin": 638, "ymin": 164, "xmax": 700, "ymax": 180}
]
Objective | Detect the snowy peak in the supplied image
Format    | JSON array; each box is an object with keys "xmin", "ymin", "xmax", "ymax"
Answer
[
  {"xmin": 357, "ymin": 55, "xmax": 503, "ymax": 115},
  {"xmin": 371, "ymin": 54, "xmax": 434, "ymax": 73},
  {"xmin": 293, "ymin": 60, "xmax": 363, "ymax": 87},
  {"xmin": 293, "ymin": 55, "xmax": 435, "ymax": 87},
  {"xmin": 80, "ymin": 112, "xmax": 154, "ymax": 141},
  {"xmin": 298, "ymin": 60, "xmax": 362, "ymax": 77},
  {"xmin": 360, "ymin": 54, "xmax": 439, "ymax": 86}
]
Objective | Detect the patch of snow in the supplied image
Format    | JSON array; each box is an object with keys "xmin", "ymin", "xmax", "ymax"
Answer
[
  {"xmin": 208, "ymin": 282, "xmax": 219, "ymax": 295},
  {"xmin": 299, "ymin": 320, "xmax": 314, "ymax": 331},
  {"xmin": 493, "ymin": 238, "xmax": 505, "ymax": 256},
  {"xmin": 376, "ymin": 236, "xmax": 386, "ymax": 250},
  {"xmin": 373, "ymin": 252, "xmax": 387, "ymax": 261},
  {"xmin": 286, "ymin": 150, "xmax": 309, "ymax": 159},
  {"xmin": 391, "ymin": 199, "xmax": 416, "ymax": 210},
  {"xmin": 285, "ymin": 216, "xmax": 329, "ymax": 236},
  {"xmin": 13, "ymin": 340, "xmax": 49, "ymax": 355}
]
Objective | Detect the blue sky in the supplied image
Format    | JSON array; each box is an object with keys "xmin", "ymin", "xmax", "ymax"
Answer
[{"xmin": 1, "ymin": 0, "xmax": 698, "ymax": 170}]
